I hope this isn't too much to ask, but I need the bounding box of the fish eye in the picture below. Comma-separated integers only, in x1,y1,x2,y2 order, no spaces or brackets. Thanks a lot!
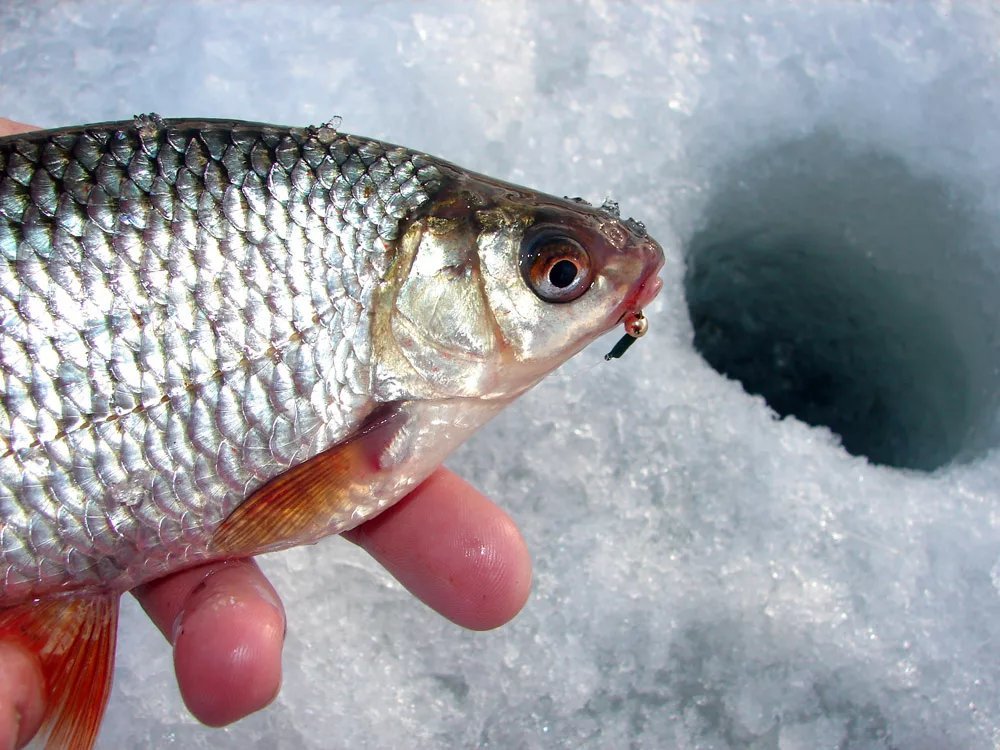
521,234,593,303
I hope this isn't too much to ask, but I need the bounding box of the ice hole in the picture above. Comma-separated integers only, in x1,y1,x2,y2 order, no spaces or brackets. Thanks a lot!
684,133,1000,471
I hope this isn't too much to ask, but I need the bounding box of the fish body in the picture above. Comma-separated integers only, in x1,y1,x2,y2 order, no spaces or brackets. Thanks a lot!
0,116,663,747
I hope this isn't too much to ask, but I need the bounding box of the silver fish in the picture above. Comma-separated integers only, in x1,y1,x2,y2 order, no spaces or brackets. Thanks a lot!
0,115,663,748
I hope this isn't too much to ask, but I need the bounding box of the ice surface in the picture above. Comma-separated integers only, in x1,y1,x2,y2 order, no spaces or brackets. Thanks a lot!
2,1,1000,747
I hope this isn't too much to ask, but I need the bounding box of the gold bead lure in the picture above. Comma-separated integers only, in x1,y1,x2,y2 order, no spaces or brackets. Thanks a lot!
604,310,648,361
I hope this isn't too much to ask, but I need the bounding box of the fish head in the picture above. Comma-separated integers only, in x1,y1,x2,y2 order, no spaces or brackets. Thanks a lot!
373,167,665,401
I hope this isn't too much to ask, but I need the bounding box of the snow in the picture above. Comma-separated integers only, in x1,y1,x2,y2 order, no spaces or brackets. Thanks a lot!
2,1,999,747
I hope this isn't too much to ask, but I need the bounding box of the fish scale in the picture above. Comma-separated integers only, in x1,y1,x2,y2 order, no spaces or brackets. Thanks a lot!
0,116,443,600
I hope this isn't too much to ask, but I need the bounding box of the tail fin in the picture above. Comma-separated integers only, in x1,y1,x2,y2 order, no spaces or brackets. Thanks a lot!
0,593,119,750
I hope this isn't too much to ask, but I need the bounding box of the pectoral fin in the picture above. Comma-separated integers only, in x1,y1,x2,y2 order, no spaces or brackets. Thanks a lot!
212,408,404,557
0,593,119,750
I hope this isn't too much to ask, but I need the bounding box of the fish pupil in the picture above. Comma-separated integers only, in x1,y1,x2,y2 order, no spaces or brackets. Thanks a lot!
549,259,578,288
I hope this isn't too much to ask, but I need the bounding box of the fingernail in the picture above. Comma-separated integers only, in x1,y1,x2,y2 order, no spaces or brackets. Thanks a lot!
248,580,281,611
171,609,185,645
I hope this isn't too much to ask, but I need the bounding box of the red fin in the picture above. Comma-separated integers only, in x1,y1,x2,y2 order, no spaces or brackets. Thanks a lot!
0,593,119,750
212,410,404,557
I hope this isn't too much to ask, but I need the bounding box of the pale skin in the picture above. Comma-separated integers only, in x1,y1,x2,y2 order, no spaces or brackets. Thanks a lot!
0,118,533,750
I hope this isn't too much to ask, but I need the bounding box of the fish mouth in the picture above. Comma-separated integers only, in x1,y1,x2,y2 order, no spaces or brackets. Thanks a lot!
622,236,666,314
632,273,663,310
619,266,664,320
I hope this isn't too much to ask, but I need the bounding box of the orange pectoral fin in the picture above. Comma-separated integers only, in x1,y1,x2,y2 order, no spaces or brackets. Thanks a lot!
212,408,405,558
0,593,120,750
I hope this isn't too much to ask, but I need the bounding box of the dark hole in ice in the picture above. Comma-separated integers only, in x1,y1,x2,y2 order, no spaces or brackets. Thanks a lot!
684,133,1000,471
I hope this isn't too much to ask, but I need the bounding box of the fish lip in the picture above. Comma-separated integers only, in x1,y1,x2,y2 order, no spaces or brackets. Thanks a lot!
632,273,663,310
620,265,664,318
625,236,666,313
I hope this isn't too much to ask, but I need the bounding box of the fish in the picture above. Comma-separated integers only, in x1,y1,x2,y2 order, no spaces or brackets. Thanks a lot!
0,115,664,748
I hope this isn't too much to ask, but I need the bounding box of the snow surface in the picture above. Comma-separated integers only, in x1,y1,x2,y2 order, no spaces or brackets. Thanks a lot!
2,1,1000,747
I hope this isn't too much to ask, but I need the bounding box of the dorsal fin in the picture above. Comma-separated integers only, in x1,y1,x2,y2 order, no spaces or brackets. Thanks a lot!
0,593,119,750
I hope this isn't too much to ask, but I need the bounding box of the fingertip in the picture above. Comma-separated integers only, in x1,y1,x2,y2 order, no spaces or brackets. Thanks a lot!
455,507,533,631
171,562,285,726
347,468,533,631
0,641,45,749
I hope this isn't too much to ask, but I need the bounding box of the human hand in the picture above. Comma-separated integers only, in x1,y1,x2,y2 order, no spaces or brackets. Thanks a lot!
0,116,532,750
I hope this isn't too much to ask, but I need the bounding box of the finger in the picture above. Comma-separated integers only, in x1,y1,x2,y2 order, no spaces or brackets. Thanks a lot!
0,119,37,137
344,468,532,631
132,559,285,727
0,642,45,750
